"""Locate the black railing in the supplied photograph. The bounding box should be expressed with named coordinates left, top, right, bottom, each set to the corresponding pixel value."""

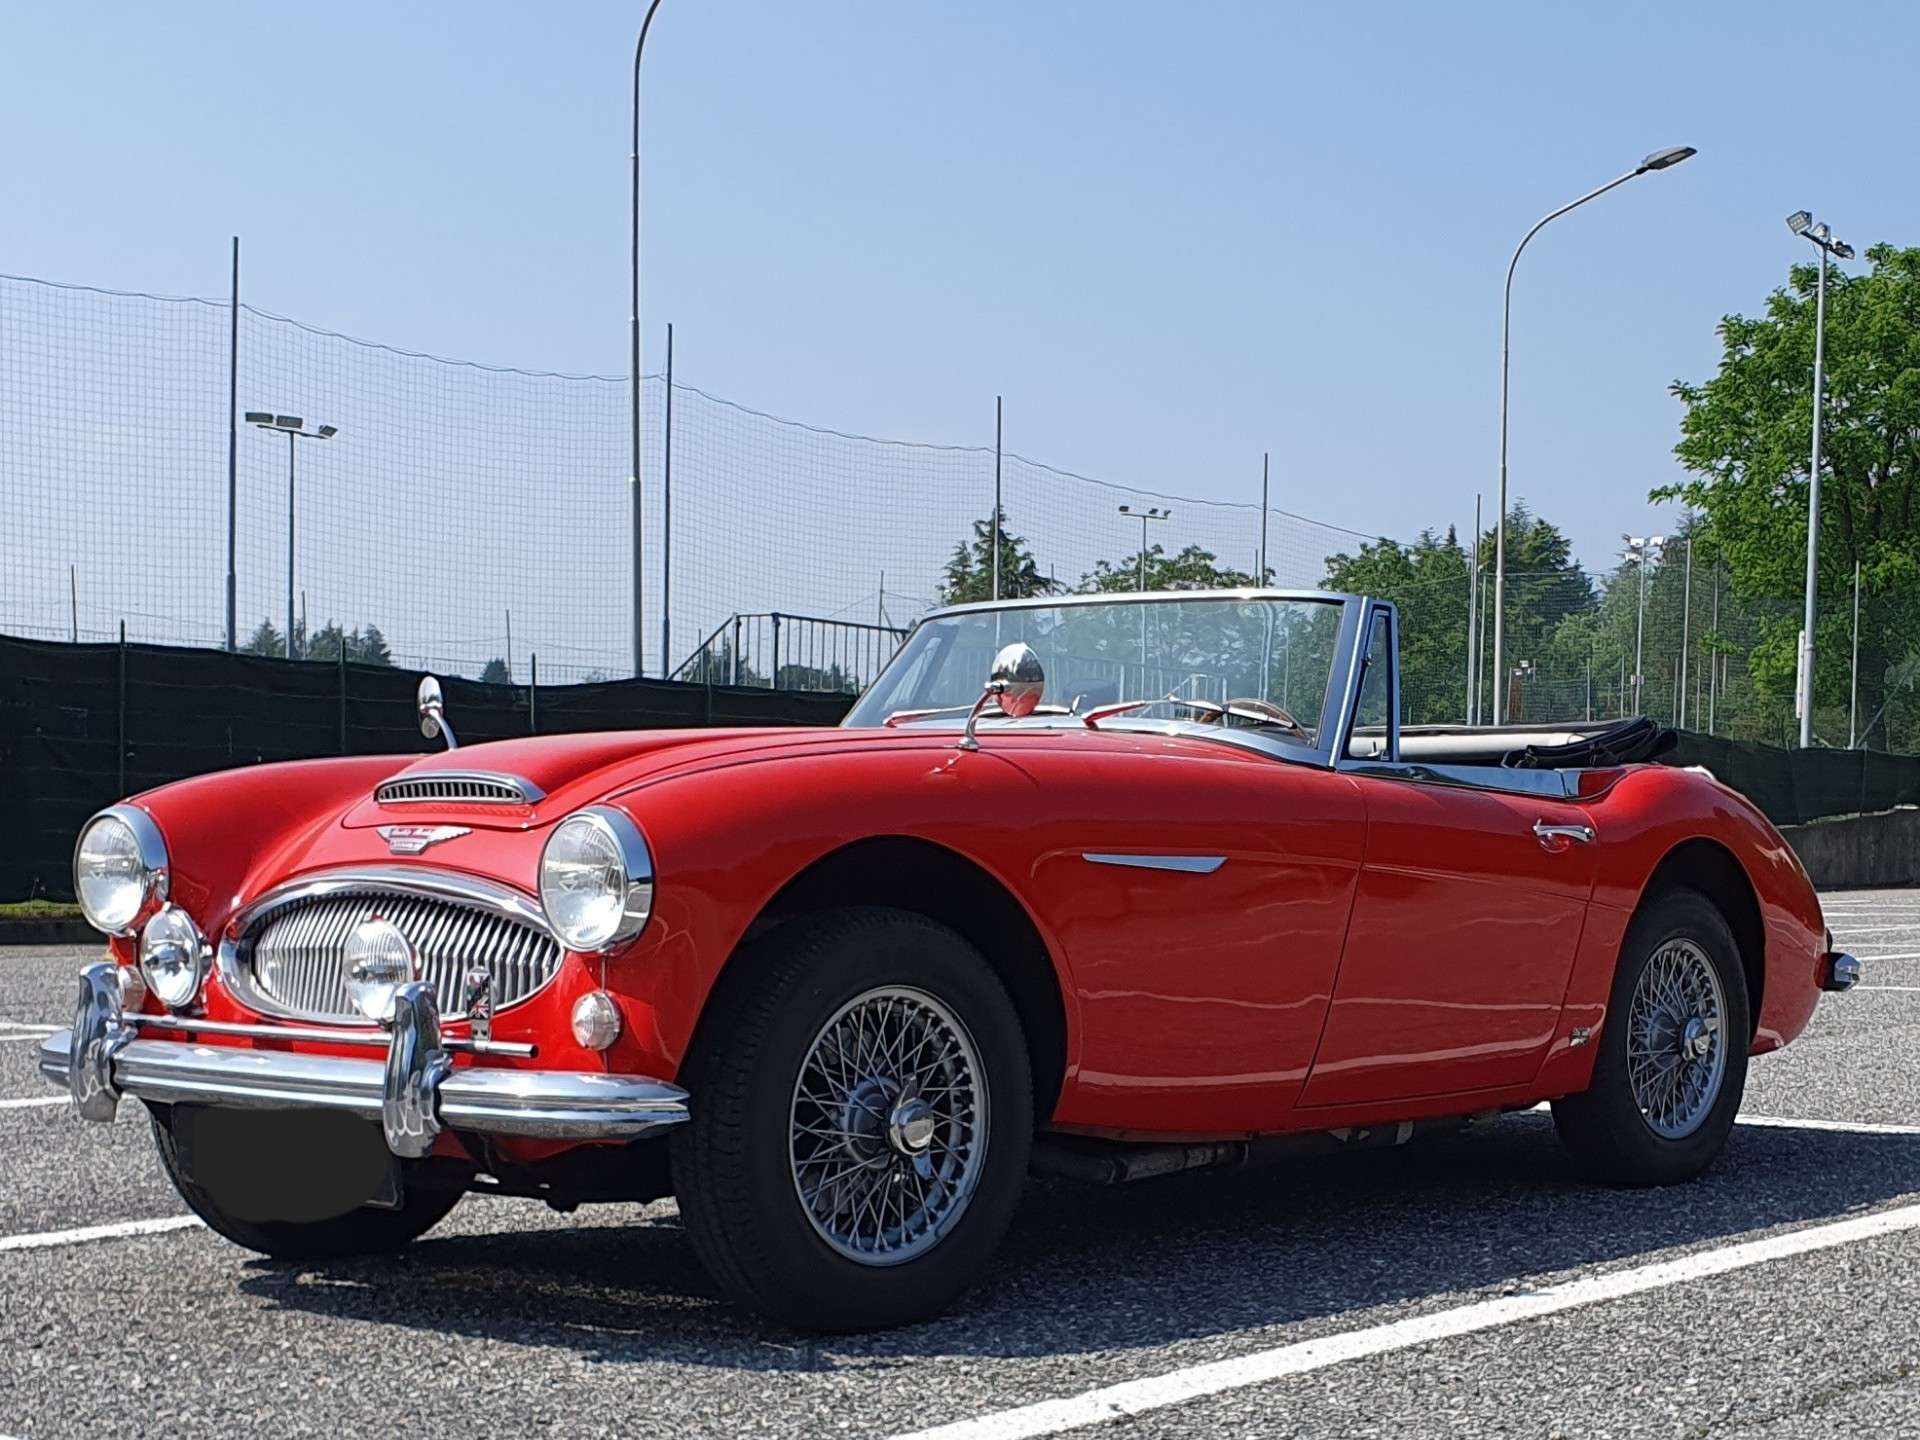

left=672, top=612, right=909, bottom=695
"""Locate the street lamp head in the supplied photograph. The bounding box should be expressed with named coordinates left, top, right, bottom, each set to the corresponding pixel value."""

left=315, top=424, right=338, bottom=440
left=244, top=411, right=274, bottom=427
left=1786, top=210, right=1814, bottom=236
left=1639, top=145, right=1696, bottom=173
left=1831, top=240, right=1856, bottom=261
left=273, top=415, right=304, bottom=432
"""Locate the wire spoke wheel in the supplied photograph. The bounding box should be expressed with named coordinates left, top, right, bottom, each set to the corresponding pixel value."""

left=789, top=985, right=989, bottom=1266
left=1625, top=937, right=1728, bottom=1140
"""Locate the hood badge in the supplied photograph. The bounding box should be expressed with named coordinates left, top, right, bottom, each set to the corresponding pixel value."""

left=377, top=824, right=471, bottom=856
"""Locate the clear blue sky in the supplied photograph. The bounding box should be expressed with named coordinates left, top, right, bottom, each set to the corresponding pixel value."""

left=4, top=0, right=1915, bottom=581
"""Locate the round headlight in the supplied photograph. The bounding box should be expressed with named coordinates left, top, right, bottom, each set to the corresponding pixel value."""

left=539, top=808, right=654, bottom=953
left=344, top=916, right=419, bottom=1023
left=139, top=905, right=206, bottom=1010
left=74, top=807, right=167, bottom=936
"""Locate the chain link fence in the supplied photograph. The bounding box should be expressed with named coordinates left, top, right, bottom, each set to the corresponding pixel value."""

left=3, top=266, right=1910, bottom=750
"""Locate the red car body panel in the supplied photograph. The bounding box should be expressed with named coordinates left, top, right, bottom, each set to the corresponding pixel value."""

left=107, top=713, right=1829, bottom=1162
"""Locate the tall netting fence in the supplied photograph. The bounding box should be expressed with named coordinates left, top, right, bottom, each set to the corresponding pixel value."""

left=4, top=268, right=1913, bottom=750
left=0, top=269, right=1386, bottom=690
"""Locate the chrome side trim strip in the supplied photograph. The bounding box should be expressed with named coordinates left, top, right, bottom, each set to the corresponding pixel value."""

left=1082, top=852, right=1227, bottom=874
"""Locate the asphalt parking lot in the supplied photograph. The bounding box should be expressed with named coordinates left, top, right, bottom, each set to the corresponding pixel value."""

left=3, top=890, right=1919, bottom=1439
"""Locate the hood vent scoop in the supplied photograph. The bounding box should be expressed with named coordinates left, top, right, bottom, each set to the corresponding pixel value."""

left=375, top=771, right=545, bottom=806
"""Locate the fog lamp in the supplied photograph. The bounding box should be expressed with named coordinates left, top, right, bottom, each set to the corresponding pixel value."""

left=138, top=905, right=205, bottom=1011
left=344, top=916, right=419, bottom=1023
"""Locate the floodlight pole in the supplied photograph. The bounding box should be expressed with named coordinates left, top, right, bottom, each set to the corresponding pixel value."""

left=285, top=429, right=297, bottom=658
left=992, top=396, right=1003, bottom=601
left=1494, top=146, right=1695, bottom=724
left=631, top=0, right=664, bottom=678
left=225, top=236, right=239, bottom=652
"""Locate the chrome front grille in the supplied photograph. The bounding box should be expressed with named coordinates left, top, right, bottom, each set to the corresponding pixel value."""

left=246, top=891, right=561, bottom=1023
left=374, top=772, right=543, bottom=805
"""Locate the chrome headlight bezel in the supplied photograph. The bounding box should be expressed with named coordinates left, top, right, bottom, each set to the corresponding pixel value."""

left=538, top=806, right=654, bottom=953
left=138, top=904, right=206, bottom=1011
left=73, top=805, right=170, bottom=937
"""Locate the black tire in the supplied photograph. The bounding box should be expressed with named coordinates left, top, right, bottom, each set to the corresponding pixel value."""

left=1553, top=886, right=1750, bottom=1186
left=150, top=1107, right=466, bottom=1260
left=671, top=907, right=1033, bottom=1332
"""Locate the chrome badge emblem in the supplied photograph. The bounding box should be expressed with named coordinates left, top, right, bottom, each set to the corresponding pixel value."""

left=377, top=824, right=470, bottom=856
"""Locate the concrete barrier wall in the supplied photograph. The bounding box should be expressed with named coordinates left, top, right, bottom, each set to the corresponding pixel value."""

left=1781, top=807, right=1920, bottom=890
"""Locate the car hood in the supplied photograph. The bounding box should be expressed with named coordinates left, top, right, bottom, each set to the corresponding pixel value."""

left=340, top=726, right=897, bottom=830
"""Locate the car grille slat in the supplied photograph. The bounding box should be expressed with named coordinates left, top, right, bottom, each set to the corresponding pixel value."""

left=246, top=890, right=560, bottom=1024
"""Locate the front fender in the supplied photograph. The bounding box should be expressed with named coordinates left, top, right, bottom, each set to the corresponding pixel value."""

left=597, top=742, right=1080, bottom=1082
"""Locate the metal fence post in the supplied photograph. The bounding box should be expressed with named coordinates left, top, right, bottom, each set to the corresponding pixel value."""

left=225, top=236, right=240, bottom=653
left=117, top=620, right=127, bottom=794
left=661, top=321, right=673, bottom=679
left=338, top=646, right=347, bottom=754
left=771, top=612, right=782, bottom=689
left=530, top=652, right=539, bottom=734
left=731, top=615, right=741, bottom=686
left=991, top=396, right=1003, bottom=602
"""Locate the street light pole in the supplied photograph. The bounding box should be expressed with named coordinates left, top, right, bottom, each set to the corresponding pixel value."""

left=631, top=0, right=664, bottom=678
left=1493, top=145, right=1696, bottom=724
left=1786, top=210, right=1853, bottom=746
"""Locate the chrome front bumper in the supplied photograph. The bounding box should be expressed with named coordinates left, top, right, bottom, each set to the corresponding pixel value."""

left=39, top=963, right=689, bottom=1157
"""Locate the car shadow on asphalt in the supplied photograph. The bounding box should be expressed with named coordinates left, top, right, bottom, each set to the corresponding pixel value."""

left=234, top=1112, right=1920, bottom=1368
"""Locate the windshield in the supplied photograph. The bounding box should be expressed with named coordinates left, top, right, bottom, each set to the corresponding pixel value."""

left=843, top=595, right=1345, bottom=747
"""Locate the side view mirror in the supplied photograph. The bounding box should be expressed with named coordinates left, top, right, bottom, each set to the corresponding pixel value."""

left=960, top=643, right=1045, bottom=751
left=417, top=675, right=459, bottom=750
left=990, top=642, right=1046, bottom=717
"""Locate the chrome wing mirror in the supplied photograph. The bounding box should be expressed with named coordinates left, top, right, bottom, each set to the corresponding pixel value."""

left=417, top=675, right=459, bottom=750
left=960, top=643, right=1044, bottom=751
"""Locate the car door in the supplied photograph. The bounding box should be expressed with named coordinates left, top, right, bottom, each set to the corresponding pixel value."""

left=1296, top=770, right=1598, bottom=1107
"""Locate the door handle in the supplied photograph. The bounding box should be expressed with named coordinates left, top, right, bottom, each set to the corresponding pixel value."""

left=1533, top=820, right=1594, bottom=849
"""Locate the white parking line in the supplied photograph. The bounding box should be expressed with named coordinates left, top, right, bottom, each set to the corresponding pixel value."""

left=894, top=1203, right=1920, bottom=1440
left=1828, top=925, right=1920, bottom=935
left=0, top=1097, right=65, bottom=1111
left=1857, top=985, right=1920, bottom=993
left=0, top=1216, right=200, bottom=1255
left=1737, top=1114, right=1920, bottom=1136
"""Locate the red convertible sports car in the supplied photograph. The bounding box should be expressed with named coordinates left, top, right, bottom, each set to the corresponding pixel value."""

left=41, top=589, right=1857, bottom=1330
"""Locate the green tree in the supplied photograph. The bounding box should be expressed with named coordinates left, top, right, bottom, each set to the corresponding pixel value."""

left=1322, top=527, right=1470, bottom=725
left=941, top=513, right=1059, bottom=604
left=294, top=620, right=396, bottom=667
left=1082, top=543, right=1253, bottom=594
left=1661, top=244, right=1920, bottom=749
left=479, top=657, right=511, bottom=684
left=243, top=619, right=284, bottom=658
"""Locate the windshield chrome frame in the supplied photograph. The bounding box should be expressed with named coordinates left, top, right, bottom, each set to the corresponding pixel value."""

left=844, top=589, right=1376, bottom=770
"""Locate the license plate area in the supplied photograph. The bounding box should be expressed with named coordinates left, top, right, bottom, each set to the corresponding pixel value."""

left=168, top=1105, right=404, bottom=1220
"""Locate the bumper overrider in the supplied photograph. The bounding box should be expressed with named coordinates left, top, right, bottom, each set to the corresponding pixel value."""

left=38, top=962, right=690, bottom=1157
